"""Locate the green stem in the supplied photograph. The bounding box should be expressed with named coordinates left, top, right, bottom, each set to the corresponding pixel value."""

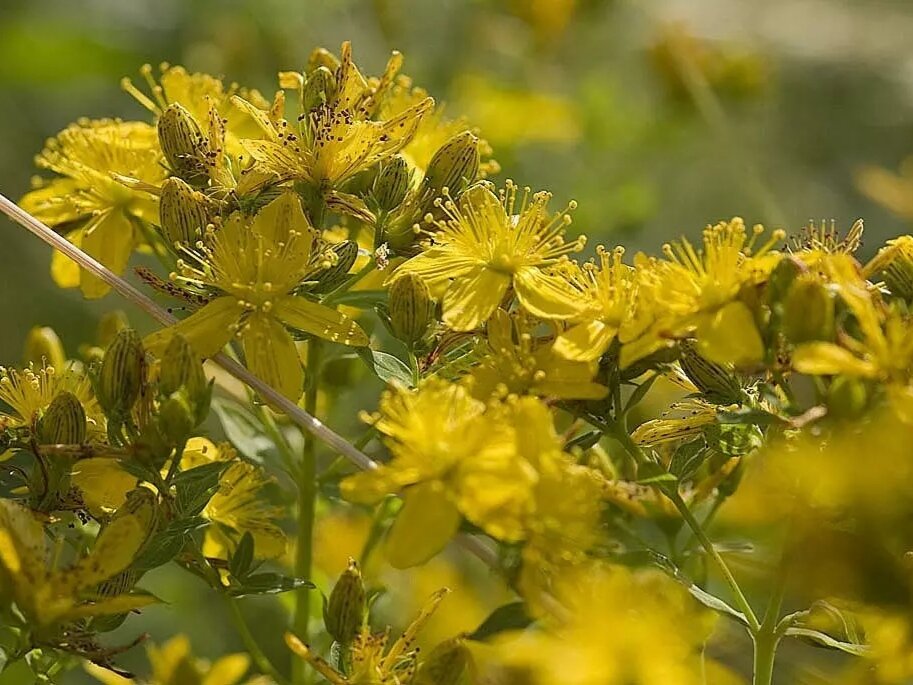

left=668, top=491, right=760, bottom=632
left=228, top=598, right=291, bottom=685
left=752, top=628, right=780, bottom=685
left=292, top=339, right=322, bottom=685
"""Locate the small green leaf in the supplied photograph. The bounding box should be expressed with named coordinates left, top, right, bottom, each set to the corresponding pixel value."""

left=175, top=461, right=229, bottom=517
left=358, top=349, right=414, bottom=387
left=0, top=657, right=34, bottom=685
left=228, top=573, right=315, bottom=598
left=784, top=627, right=869, bottom=656
left=229, top=532, right=255, bottom=581
left=468, top=602, right=533, bottom=641
left=212, top=399, right=276, bottom=463
left=668, top=440, right=709, bottom=481
left=329, top=290, right=387, bottom=308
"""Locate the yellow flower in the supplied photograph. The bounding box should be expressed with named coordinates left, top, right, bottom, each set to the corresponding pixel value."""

left=86, top=634, right=252, bottom=685
left=145, top=192, right=368, bottom=400
left=469, top=309, right=607, bottom=400
left=286, top=588, right=450, bottom=685
left=182, top=438, right=287, bottom=561
left=20, top=119, right=166, bottom=298
left=121, top=63, right=270, bottom=158
left=392, top=182, right=585, bottom=331
left=624, top=217, right=783, bottom=368
left=492, top=563, right=716, bottom=685
left=0, top=498, right=156, bottom=628
left=341, top=379, right=535, bottom=566
left=378, top=76, right=498, bottom=178
left=70, top=458, right=139, bottom=518
left=0, top=363, right=104, bottom=438
left=234, top=42, right=433, bottom=191
left=553, top=245, right=649, bottom=362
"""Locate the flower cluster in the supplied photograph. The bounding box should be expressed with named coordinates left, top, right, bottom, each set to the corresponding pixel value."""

left=10, top=40, right=913, bottom=685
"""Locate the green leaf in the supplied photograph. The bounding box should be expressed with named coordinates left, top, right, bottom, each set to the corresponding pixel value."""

left=228, top=573, right=315, bottom=598
left=229, top=532, right=255, bottom=581
left=784, top=628, right=870, bottom=656
left=358, top=349, right=414, bottom=387
left=686, top=584, right=750, bottom=627
left=668, top=440, right=709, bottom=481
left=623, top=372, right=659, bottom=414
left=175, top=461, right=229, bottom=517
left=468, top=602, right=533, bottom=641
left=212, top=399, right=276, bottom=463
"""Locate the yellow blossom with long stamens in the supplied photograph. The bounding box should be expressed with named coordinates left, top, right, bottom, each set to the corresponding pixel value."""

left=20, top=119, right=166, bottom=298
left=623, top=217, right=784, bottom=368
left=144, top=192, right=368, bottom=400
left=0, top=363, right=104, bottom=440
left=233, top=42, right=433, bottom=192
left=392, top=181, right=586, bottom=331
left=469, top=309, right=607, bottom=400
left=553, top=245, right=649, bottom=362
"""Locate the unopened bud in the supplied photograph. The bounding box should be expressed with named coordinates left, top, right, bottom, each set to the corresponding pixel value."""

left=782, top=276, right=835, bottom=344
left=158, top=103, right=210, bottom=185
left=864, top=236, right=913, bottom=302
left=159, top=177, right=210, bottom=247
left=313, top=241, right=360, bottom=293
left=389, top=273, right=435, bottom=346
left=679, top=341, right=741, bottom=404
left=159, top=335, right=208, bottom=400
left=24, top=326, right=66, bottom=370
left=158, top=392, right=195, bottom=445
left=415, top=638, right=472, bottom=685
left=37, top=391, right=87, bottom=445
left=303, top=66, right=336, bottom=112
left=826, top=376, right=868, bottom=420
left=324, top=557, right=366, bottom=645
left=373, top=156, right=412, bottom=211
left=423, top=132, right=480, bottom=195
left=98, top=328, right=146, bottom=417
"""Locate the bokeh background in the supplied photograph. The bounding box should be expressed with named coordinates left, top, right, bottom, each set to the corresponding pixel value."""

left=3, top=0, right=913, bottom=681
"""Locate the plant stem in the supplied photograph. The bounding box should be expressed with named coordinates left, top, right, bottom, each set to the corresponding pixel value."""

left=227, top=598, right=291, bottom=685
left=292, top=339, right=322, bottom=685
left=752, top=628, right=779, bottom=685
left=668, top=491, right=760, bottom=632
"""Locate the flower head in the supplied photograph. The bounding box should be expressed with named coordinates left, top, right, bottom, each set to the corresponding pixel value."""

left=145, top=192, right=368, bottom=400
left=393, top=181, right=586, bottom=331
left=20, top=119, right=166, bottom=297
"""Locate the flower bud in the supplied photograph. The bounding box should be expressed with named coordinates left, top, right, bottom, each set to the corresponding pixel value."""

left=24, top=326, right=66, bottom=370
left=679, top=341, right=741, bottom=404
left=303, top=66, right=336, bottom=112
left=324, top=557, right=366, bottom=645
left=159, top=177, right=210, bottom=247
left=826, top=376, right=868, bottom=420
left=414, top=638, right=472, bottom=685
left=37, top=391, right=87, bottom=445
left=313, top=241, right=360, bottom=293
left=389, top=273, right=435, bottom=346
left=159, top=335, right=208, bottom=401
left=882, top=257, right=913, bottom=302
left=373, top=156, right=412, bottom=211
left=158, top=392, right=196, bottom=445
left=423, top=132, right=480, bottom=195
left=158, top=103, right=210, bottom=185
left=98, top=328, right=146, bottom=417
left=782, top=276, right=835, bottom=344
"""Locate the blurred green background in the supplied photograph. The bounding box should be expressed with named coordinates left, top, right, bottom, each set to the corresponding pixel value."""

left=3, top=0, right=913, bottom=680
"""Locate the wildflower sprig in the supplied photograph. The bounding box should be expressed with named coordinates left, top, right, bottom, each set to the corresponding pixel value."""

left=8, top=38, right=913, bottom=685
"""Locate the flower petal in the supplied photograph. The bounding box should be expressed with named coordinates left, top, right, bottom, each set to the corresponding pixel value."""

left=513, top=267, right=583, bottom=320
left=386, top=481, right=461, bottom=569
left=275, top=296, right=369, bottom=347
left=391, top=249, right=478, bottom=288
left=442, top=266, right=510, bottom=331
left=144, top=296, right=243, bottom=358
left=241, top=314, right=304, bottom=401
left=792, top=342, right=879, bottom=378
left=80, top=210, right=135, bottom=299
left=553, top=320, right=618, bottom=362
left=695, top=302, right=764, bottom=367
